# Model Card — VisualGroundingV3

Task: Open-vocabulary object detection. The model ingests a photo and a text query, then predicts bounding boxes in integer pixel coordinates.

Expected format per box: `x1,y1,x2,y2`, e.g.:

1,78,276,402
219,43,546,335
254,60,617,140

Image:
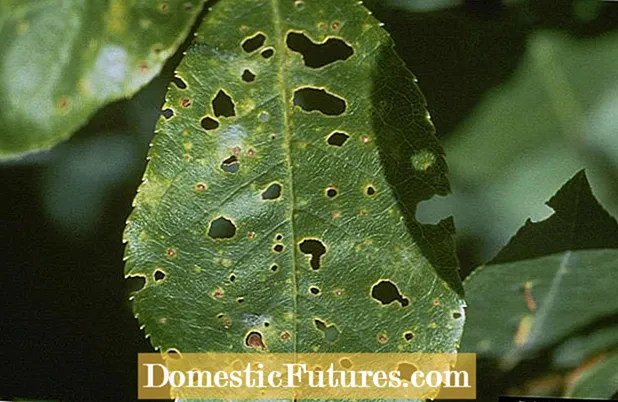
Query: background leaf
0,0,205,159
564,352,618,399
124,0,464,361
463,249,618,363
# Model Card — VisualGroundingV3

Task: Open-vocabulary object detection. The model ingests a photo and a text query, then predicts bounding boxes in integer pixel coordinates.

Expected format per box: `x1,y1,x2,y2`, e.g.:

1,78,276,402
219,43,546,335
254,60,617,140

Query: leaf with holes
0,0,205,159
462,172,618,366
124,0,465,364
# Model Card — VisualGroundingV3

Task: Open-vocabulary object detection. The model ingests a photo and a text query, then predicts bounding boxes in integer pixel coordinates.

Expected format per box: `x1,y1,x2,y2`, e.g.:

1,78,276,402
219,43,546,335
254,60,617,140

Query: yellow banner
138,352,476,399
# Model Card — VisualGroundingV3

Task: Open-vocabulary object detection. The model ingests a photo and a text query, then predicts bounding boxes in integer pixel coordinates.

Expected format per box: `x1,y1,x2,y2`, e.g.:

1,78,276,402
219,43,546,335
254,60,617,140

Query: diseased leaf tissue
124,0,465,356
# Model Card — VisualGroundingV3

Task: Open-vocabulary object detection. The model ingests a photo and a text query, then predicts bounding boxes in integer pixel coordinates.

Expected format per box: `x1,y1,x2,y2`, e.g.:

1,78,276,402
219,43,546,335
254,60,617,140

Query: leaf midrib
271,0,298,354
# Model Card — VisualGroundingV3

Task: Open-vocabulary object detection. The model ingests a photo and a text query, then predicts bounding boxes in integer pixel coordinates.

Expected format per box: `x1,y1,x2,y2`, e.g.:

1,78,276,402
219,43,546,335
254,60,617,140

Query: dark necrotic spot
273,244,284,253
262,183,282,200
366,185,376,196
208,216,237,239
245,331,265,349
314,319,340,342
371,280,409,307
294,87,346,116
327,132,349,147
453,312,462,319
286,32,353,68
229,274,236,282
201,116,219,130
221,155,239,173
242,69,256,82
270,264,279,272
242,33,266,53
404,331,414,341
299,239,326,270
172,76,187,89
237,297,245,303
275,234,283,241
162,108,174,119
154,269,166,282
326,187,338,198
213,90,236,118
261,48,274,59
309,286,321,295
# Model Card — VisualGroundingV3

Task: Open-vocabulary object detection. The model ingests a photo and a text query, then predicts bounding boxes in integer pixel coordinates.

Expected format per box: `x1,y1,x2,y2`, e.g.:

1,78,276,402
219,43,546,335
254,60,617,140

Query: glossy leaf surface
124,0,464,357
0,0,204,159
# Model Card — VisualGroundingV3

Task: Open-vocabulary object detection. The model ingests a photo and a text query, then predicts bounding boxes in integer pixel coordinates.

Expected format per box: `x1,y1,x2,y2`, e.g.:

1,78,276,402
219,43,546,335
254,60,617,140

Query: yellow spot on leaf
107,0,127,35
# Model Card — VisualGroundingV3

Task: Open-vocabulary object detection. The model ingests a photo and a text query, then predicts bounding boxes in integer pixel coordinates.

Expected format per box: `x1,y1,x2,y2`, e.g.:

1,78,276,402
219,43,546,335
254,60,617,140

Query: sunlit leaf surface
0,0,205,159
124,0,465,362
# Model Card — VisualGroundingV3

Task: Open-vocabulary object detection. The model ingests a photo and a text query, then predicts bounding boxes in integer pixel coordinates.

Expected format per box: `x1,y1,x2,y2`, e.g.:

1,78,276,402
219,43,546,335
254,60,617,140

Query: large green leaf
463,249,618,363
461,172,618,364
0,0,205,159
553,325,618,369
124,0,464,359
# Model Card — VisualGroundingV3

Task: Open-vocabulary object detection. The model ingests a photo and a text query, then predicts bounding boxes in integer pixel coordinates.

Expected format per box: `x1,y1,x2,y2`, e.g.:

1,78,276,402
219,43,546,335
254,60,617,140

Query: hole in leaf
221,155,239,173
154,270,166,282
273,244,284,253
327,132,349,147
242,33,266,53
245,331,266,349
237,297,245,303
294,87,346,116
314,319,340,342
166,348,182,359
270,264,279,272
172,76,187,89
262,183,282,200
201,116,219,130
294,0,304,9
404,332,414,341
162,108,174,119
229,274,236,282
264,322,270,327
326,187,338,198
371,280,409,307
286,32,354,68
453,312,462,319
208,217,237,239
309,286,321,295
261,48,274,59
212,90,236,118
398,363,418,380
127,275,146,292
366,186,376,196
299,239,326,270
242,69,256,82
275,234,283,241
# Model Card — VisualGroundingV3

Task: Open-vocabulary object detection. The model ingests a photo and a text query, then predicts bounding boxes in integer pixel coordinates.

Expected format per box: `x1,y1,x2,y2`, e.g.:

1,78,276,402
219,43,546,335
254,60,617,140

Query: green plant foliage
463,249,618,363
553,325,618,369
422,31,618,260
0,0,205,159
124,0,465,358
564,352,618,399
491,171,618,264
461,172,618,364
